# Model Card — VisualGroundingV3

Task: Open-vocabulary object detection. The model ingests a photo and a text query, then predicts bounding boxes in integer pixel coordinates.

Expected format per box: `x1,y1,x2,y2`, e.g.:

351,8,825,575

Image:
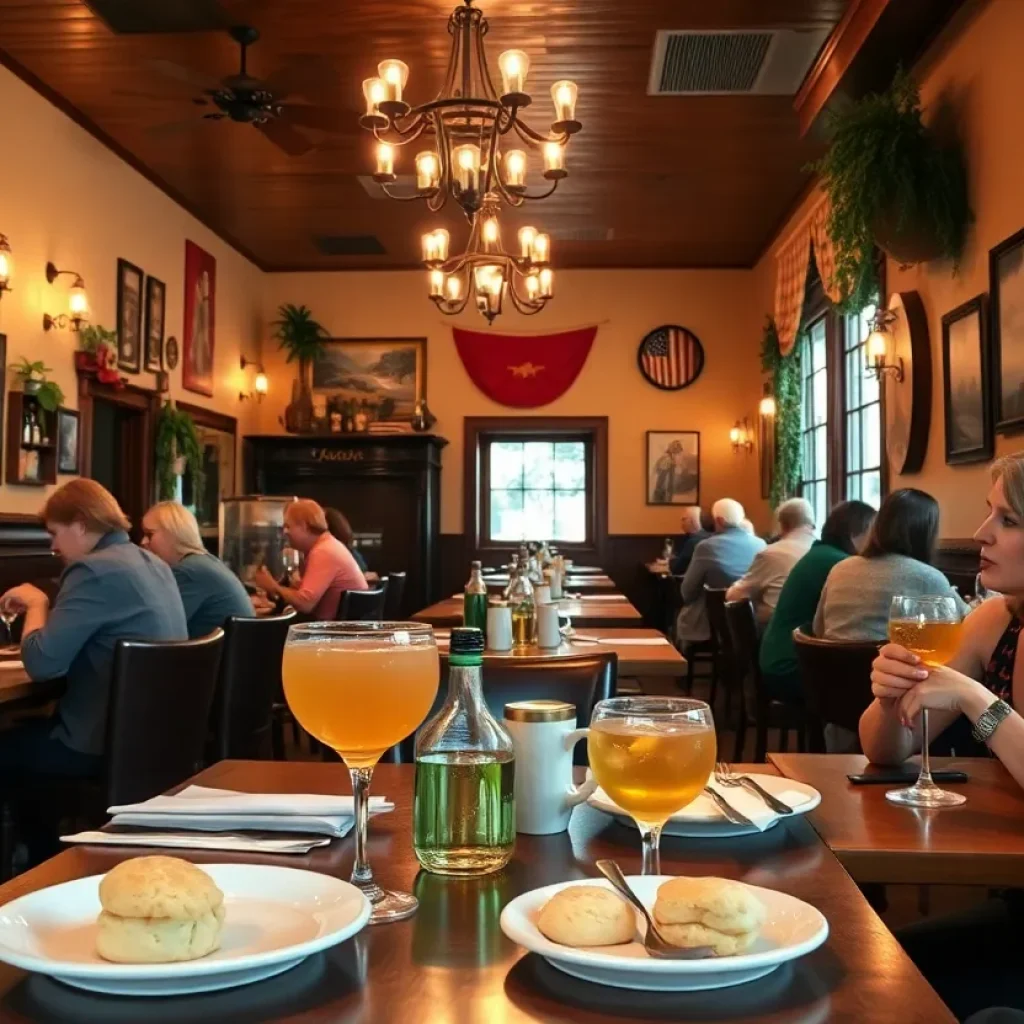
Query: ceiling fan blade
143,57,223,93
280,104,349,133
256,117,314,156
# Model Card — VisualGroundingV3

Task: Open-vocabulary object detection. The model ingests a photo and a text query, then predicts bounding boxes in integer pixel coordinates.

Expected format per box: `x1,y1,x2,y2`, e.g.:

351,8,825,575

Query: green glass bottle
462,560,488,637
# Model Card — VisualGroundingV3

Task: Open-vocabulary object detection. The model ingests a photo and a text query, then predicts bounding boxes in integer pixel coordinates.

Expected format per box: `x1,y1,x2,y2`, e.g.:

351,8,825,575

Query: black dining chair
338,586,387,621
383,571,408,620
793,626,881,753
389,652,618,764
724,599,804,763
213,610,296,762
703,586,736,715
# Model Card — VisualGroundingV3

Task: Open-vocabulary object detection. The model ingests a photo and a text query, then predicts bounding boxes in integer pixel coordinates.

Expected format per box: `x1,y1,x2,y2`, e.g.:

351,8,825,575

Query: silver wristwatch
971,698,1013,743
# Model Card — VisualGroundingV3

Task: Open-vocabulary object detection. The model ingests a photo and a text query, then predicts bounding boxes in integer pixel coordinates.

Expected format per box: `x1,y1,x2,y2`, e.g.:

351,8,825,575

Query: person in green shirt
760,500,877,702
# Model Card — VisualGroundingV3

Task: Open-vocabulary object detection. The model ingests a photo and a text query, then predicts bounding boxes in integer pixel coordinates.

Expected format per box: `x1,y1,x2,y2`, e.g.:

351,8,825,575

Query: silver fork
714,762,794,815
594,860,713,960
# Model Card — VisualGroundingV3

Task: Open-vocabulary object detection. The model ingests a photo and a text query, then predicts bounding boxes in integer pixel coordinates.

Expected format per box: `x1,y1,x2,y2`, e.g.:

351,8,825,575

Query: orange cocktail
888,620,962,667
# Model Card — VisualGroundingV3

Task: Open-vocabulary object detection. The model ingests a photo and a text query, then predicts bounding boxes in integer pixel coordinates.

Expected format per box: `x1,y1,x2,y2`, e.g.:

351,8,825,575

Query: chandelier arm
508,285,545,315
378,182,438,202
491,173,525,207
436,9,461,103
513,119,571,147
518,179,560,201
473,14,502,104
373,115,429,145
477,114,502,203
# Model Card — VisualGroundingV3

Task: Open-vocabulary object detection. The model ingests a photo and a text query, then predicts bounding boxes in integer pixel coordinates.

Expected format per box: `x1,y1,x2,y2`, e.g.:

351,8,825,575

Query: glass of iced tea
588,696,716,874
886,594,965,809
282,621,439,922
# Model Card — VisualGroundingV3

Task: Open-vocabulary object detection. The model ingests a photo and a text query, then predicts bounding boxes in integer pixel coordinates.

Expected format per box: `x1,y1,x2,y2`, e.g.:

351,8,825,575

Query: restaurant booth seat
793,626,881,753
724,599,805,762
1,630,225,879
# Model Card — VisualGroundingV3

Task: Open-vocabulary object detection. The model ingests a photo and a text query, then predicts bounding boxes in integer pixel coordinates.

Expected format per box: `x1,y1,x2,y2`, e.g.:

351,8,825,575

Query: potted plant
8,358,65,412
155,401,205,502
76,325,123,385
812,69,972,311
273,304,327,434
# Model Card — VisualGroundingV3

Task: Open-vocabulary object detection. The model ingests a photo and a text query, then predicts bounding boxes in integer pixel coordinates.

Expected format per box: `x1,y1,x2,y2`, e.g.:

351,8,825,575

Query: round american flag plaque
637,325,705,391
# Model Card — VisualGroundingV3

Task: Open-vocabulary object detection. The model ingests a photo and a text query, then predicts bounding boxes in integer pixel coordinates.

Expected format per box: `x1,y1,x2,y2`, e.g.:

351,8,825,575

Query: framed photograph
637,325,705,391
116,258,143,373
990,227,1024,432
942,294,993,465
312,338,426,421
183,240,216,397
144,276,166,373
646,431,700,505
57,408,80,475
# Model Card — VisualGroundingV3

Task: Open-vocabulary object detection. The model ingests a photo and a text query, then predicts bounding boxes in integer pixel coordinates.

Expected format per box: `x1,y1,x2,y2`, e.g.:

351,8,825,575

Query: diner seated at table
675,497,765,650
814,487,968,642
0,479,187,780
668,505,710,576
759,499,876,703
253,498,367,618
325,507,369,574
141,501,253,638
726,498,816,627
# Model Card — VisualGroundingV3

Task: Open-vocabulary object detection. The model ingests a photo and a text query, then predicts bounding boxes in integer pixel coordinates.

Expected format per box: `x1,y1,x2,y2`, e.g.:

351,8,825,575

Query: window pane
814,425,827,481
846,411,860,473
846,473,861,501
848,348,862,410
863,471,882,509
554,489,586,542
490,442,524,489
522,441,555,489
812,370,827,425
812,322,827,371
522,489,555,539
862,361,879,405
490,489,524,541
863,404,881,469
554,441,586,489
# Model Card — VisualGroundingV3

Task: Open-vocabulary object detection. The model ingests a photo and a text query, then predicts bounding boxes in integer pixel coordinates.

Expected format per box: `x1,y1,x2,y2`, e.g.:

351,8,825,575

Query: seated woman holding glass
861,453,1024,790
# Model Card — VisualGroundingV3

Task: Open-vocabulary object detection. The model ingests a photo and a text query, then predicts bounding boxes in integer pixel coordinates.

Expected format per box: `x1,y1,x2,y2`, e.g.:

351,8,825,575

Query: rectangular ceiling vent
314,235,387,257
648,28,829,96
84,0,227,34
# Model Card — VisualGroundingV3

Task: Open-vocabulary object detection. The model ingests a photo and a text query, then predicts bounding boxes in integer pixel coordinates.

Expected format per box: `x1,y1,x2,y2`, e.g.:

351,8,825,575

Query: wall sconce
42,261,89,331
759,391,776,418
0,235,13,299
239,355,268,403
866,308,904,382
730,417,754,454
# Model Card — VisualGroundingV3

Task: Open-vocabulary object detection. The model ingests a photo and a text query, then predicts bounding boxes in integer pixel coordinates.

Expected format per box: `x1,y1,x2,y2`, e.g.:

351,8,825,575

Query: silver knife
736,776,794,815
703,786,754,827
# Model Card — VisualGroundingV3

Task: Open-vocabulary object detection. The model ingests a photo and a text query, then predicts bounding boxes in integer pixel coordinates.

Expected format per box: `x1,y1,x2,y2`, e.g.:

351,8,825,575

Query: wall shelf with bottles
5,392,57,486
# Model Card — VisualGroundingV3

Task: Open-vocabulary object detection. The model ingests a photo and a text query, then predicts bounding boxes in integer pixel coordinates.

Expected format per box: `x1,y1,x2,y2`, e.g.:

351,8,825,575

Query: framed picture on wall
989,226,1024,433
116,258,143,374
646,431,700,505
941,294,993,464
144,276,166,373
57,408,80,474
183,240,216,397
311,338,426,422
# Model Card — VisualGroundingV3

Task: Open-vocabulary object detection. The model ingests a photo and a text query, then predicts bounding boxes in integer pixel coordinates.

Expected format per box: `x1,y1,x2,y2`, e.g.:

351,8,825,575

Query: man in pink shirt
254,499,367,619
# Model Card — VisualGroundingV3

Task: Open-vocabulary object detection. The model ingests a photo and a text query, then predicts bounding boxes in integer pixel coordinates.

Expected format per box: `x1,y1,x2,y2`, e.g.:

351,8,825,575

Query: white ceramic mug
504,701,595,834
533,584,552,606
486,604,513,651
536,602,571,649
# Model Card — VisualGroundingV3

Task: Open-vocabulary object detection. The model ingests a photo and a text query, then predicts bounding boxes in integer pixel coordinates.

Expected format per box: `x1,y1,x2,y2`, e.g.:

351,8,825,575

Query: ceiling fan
140,25,348,155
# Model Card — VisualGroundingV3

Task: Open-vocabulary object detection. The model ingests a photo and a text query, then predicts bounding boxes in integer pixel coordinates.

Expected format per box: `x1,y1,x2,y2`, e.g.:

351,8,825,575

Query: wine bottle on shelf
21,407,31,445
30,409,41,446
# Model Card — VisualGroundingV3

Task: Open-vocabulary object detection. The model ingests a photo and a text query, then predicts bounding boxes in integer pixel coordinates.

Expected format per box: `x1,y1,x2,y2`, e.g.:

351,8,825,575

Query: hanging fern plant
761,319,801,510
155,402,205,502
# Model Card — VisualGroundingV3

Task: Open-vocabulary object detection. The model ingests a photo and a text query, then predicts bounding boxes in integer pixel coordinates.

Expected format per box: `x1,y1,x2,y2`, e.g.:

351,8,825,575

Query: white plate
500,876,828,991
0,863,370,996
588,774,820,838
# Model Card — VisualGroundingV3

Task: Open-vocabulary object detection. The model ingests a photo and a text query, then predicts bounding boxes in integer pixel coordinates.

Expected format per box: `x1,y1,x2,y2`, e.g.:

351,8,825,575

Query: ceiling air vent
84,0,227,34
648,28,830,96
314,235,387,257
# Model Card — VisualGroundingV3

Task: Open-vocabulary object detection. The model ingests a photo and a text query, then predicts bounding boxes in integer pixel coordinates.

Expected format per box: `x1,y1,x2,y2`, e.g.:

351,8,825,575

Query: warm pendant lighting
865,308,904,381
43,261,88,332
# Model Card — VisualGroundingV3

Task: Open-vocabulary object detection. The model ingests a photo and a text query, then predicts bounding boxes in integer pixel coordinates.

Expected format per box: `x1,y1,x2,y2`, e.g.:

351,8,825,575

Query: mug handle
562,727,597,807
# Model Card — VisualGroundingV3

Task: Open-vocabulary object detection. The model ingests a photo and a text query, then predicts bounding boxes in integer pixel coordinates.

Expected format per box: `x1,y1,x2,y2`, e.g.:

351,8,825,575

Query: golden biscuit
537,886,636,948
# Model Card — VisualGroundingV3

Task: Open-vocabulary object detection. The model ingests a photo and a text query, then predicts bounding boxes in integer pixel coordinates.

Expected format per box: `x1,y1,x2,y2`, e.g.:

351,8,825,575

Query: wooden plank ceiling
0,0,849,271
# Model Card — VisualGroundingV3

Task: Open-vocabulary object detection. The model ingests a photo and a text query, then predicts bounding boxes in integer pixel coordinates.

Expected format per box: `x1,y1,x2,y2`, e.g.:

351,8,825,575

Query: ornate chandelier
358,0,580,321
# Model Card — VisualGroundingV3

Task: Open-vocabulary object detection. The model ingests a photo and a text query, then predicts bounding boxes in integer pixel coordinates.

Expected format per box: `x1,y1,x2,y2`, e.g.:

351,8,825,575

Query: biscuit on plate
654,876,765,936
656,921,758,957
537,886,636,947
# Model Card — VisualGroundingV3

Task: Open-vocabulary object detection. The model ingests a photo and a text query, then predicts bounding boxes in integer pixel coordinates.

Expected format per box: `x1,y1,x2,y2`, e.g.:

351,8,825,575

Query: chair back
793,626,880,735
383,571,408,620
214,610,297,761
723,598,761,689
338,586,387,621
105,630,225,805
704,586,732,662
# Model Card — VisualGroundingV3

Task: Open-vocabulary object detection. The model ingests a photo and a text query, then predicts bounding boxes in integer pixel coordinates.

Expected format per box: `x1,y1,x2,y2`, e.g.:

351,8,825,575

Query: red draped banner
452,325,598,407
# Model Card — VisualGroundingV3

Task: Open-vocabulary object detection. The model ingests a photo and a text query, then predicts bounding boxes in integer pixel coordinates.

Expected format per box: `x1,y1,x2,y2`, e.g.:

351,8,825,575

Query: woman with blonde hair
141,501,252,638
0,479,186,780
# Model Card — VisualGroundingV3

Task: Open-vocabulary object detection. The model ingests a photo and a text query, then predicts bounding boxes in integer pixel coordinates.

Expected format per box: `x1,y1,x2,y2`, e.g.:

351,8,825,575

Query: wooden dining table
481,574,617,590
0,654,61,708
0,760,955,1023
770,753,1024,887
415,595,644,630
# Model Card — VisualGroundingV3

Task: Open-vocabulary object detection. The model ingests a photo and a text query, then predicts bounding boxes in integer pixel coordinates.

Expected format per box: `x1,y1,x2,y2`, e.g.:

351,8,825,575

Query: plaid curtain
773,227,811,356
810,200,843,305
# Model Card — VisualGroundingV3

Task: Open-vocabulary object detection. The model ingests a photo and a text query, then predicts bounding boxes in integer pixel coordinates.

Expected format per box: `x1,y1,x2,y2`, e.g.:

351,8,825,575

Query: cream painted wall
0,65,263,515
257,271,768,535
751,0,1023,538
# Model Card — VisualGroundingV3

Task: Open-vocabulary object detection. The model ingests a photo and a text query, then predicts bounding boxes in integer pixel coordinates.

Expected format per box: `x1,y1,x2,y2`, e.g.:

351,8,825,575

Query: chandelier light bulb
446,276,461,301
525,273,540,300
429,268,445,297
538,267,553,298
518,225,537,259
375,142,395,177
362,77,386,116
551,80,578,122
415,151,440,190
543,141,565,176
498,49,530,95
482,217,500,249
504,149,527,188
377,59,409,103
454,144,481,192
432,228,449,262
531,232,550,265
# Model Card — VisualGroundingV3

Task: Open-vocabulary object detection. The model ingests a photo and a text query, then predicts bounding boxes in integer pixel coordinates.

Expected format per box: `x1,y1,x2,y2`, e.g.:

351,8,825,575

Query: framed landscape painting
646,431,700,505
941,294,993,464
990,226,1024,432
311,338,426,421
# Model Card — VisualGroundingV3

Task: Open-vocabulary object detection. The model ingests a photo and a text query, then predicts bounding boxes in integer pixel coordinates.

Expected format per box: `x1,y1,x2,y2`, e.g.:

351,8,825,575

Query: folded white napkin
106,785,394,838
0,660,24,670
61,831,333,854
572,594,628,602
595,637,670,647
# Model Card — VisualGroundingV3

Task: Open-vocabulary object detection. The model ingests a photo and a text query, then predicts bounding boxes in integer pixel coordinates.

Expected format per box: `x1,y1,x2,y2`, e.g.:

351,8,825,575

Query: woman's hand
252,566,278,595
870,643,929,702
0,584,48,616
897,665,991,725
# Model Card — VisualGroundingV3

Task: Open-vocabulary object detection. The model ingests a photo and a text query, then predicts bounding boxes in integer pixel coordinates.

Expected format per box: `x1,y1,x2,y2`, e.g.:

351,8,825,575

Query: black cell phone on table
847,770,969,785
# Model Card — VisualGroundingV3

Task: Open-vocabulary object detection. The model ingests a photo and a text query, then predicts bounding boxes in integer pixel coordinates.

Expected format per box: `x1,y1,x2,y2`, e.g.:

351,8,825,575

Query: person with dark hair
324,507,369,574
814,488,966,642
758,500,876,701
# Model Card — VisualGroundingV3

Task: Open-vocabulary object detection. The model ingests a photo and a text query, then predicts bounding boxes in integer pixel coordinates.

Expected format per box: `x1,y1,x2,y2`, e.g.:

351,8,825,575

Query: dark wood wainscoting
0,514,61,602
935,538,981,598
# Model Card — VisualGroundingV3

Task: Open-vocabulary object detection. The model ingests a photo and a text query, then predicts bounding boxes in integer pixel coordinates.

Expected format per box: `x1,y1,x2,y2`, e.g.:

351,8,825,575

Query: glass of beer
886,594,965,808
589,696,716,874
282,621,439,922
